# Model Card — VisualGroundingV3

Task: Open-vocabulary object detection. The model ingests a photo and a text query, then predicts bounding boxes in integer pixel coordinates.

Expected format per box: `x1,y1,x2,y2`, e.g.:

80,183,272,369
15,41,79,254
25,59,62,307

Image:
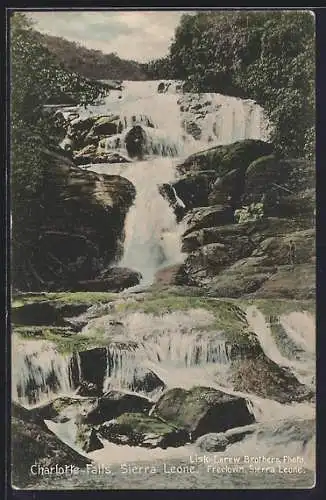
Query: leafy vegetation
35,31,147,81
153,11,315,158
10,13,110,290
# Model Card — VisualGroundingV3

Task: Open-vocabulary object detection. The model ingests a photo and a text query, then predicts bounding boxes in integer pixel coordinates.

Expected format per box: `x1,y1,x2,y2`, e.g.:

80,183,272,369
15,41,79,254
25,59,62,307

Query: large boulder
208,168,244,206
196,423,257,451
251,230,315,266
251,263,315,300
176,140,273,176
11,402,90,488
125,125,147,158
13,148,136,291
230,353,314,404
168,171,217,211
183,205,234,236
153,387,255,439
203,257,277,297
82,390,154,425
76,267,142,292
88,114,120,137
98,413,189,448
242,154,293,205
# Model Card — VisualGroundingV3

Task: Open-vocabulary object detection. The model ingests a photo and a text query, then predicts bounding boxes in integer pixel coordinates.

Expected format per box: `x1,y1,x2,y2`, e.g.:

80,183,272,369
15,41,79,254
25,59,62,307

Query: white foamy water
72,80,270,285
13,82,315,488
12,336,73,406
246,306,315,387
93,158,186,284
280,312,315,354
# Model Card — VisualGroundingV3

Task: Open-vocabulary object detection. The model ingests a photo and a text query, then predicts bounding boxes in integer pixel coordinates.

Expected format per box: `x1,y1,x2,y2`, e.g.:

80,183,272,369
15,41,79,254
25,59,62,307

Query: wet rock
83,390,154,425
242,155,293,205
13,148,136,292
196,423,258,451
125,125,147,158
183,120,202,140
75,382,101,397
95,266,142,291
89,114,120,137
182,243,235,279
98,413,189,448
76,425,104,453
15,397,98,424
208,168,244,206
183,205,234,236
74,148,131,166
154,264,186,286
196,433,229,452
70,348,108,390
251,263,315,300
12,301,91,326
167,171,217,211
157,82,166,93
182,228,253,254
131,369,166,395
176,140,273,177
153,386,255,439
11,403,90,488
230,353,314,404
75,267,142,292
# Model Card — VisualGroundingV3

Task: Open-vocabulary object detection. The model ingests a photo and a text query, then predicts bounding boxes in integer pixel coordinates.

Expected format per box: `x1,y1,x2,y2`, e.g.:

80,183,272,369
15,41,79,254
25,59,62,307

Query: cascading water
13,82,315,489
75,80,269,284
12,336,74,407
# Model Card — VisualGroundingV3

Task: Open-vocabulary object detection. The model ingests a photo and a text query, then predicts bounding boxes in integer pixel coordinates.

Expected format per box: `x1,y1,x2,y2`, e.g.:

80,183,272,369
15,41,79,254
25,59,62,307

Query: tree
167,11,315,158
10,12,110,289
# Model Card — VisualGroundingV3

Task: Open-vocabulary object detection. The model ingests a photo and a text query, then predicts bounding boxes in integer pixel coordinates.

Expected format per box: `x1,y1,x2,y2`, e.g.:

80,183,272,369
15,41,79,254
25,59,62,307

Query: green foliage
235,202,265,223
10,12,110,290
36,31,147,81
166,11,315,158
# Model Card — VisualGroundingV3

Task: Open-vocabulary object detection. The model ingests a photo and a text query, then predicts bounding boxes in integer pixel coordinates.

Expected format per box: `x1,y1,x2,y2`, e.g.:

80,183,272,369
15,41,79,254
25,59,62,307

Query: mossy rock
11,404,90,488
242,154,293,204
183,205,234,236
176,139,273,177
230,353,313,404
251,263,315,300
12,292,118,326
82,390,154,425
153,386,255,439
98,412,189,448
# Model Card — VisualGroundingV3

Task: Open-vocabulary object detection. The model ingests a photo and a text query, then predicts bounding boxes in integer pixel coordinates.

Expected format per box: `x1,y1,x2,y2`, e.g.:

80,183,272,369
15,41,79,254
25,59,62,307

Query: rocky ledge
158,140,315,300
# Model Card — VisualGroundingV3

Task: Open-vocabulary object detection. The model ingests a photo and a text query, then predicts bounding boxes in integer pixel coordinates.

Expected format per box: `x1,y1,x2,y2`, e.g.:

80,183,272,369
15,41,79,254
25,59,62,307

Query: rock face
125,125,148,158
98,413,189,448
196,423,257,452
230,353,313,404
69,347,165,397
82,390,154,425
76,267,142,292
173,141,315,299
153,387,255,439
11,402,90,488
14,148,135,292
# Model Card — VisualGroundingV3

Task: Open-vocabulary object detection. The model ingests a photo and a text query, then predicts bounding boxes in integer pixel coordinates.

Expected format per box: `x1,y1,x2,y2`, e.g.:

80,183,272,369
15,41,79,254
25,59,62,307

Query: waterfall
246,306,315,387
86,80,270,284
12,336,74,407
